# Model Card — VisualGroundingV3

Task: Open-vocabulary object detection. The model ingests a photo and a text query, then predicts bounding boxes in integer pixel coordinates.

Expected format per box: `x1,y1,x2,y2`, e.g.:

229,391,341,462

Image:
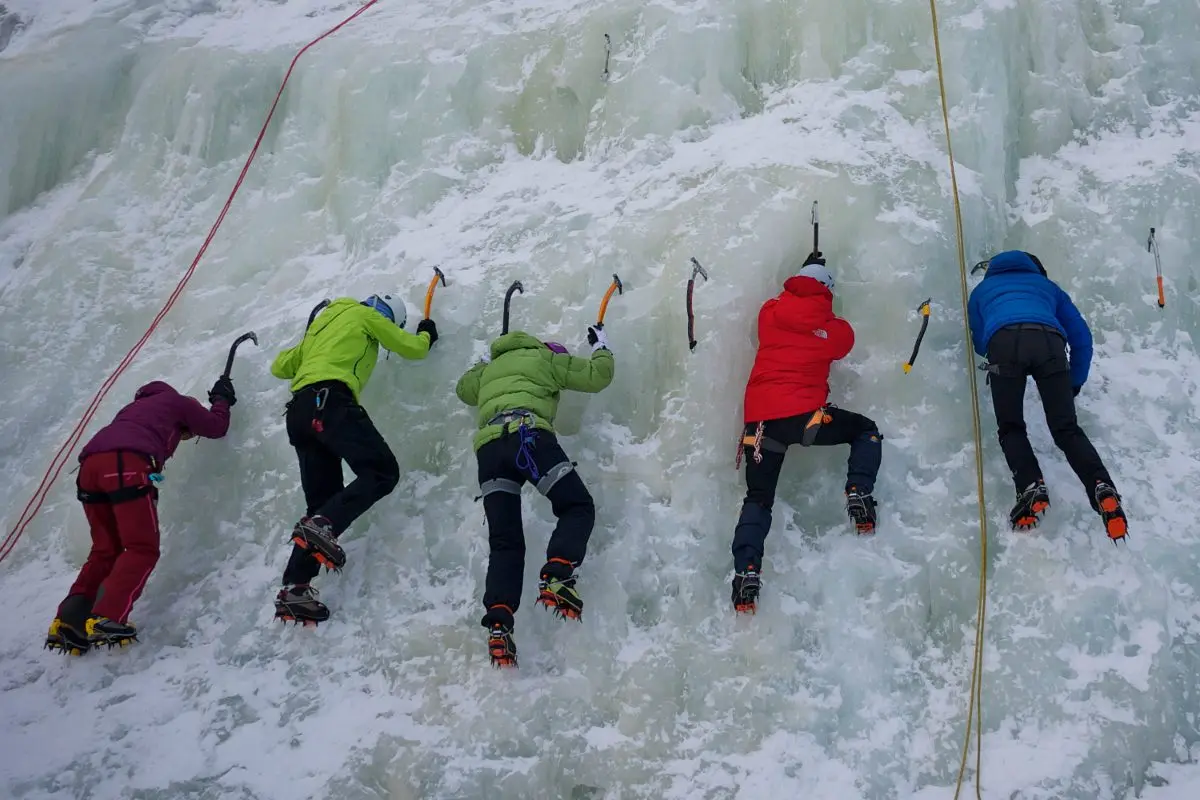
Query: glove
417,318,439,347
1072,385,1081,397
208,375,236,407
587,325,610,353
803,251,826,267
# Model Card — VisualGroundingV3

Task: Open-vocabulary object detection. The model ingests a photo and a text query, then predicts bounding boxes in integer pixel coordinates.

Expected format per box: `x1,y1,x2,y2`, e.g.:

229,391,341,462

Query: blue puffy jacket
967,250,1093,388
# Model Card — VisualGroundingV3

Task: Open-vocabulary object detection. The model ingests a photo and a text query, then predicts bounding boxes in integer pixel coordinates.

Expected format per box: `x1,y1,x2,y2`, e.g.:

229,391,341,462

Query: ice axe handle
687,258,708,351
596,273,624,327
811,201,819,256
222,332,259,379
424,267,448,320
902,299,932,374
306,299,331,329
501,280,524,335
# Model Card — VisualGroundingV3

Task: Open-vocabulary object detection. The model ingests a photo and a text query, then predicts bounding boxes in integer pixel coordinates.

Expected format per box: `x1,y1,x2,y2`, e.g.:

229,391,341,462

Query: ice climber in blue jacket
967,250,1127,541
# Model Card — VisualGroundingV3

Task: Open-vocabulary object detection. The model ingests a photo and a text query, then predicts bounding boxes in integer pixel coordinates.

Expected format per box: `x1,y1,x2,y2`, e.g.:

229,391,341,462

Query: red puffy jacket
743,275,855,423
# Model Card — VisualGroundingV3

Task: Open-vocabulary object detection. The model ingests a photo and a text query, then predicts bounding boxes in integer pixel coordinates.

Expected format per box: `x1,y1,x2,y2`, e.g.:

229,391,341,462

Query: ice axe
1147,227,1165,309
595,273,623,328
306,299,331,329
501,280,524,335
222,331,258,379
810,200,820,257
970,259,989,275
686,257,708,351
423,266,448,319
902,298,932,374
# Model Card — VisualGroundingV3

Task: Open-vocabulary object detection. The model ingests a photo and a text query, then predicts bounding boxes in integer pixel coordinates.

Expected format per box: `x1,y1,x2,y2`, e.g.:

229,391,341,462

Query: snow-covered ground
1,0,1198,797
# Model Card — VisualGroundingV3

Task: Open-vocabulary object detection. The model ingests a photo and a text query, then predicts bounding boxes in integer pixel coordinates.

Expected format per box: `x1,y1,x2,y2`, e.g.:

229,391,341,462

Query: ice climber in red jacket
731,253,882,613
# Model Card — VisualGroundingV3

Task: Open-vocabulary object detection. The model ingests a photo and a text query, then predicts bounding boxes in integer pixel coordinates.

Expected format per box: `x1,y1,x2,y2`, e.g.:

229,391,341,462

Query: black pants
986,324,1111,507
477,429,595,624
731,407,882,572
281,381,400,586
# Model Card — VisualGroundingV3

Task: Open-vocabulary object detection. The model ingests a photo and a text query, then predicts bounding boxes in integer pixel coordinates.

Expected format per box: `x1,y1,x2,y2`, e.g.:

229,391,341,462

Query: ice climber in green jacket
455,325,615,667
270,295,438,624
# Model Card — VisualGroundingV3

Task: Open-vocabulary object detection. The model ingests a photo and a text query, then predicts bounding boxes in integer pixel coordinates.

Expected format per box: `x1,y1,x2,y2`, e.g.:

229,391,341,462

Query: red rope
0,0,380,564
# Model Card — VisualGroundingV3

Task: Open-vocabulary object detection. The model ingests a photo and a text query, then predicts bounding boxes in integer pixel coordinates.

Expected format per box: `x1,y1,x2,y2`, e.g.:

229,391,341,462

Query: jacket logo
813,329,828,339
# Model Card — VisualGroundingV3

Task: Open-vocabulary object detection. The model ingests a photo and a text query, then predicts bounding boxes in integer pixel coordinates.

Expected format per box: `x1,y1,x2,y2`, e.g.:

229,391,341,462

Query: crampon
291,516,346,573
1095,482,1128,543
274,585,330,626
537,560,583,621
732,568,761,615
44,618,90,656
1010,480,1051,531
846,489,877,535
85,617,138,649
487,624,518,668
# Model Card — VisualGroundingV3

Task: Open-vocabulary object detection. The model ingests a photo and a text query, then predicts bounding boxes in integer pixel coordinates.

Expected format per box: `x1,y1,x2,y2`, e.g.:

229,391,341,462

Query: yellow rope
926,1,991,797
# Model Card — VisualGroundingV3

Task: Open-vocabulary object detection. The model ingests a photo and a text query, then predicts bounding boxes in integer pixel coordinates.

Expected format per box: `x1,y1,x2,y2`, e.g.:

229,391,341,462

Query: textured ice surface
1,0,1198,798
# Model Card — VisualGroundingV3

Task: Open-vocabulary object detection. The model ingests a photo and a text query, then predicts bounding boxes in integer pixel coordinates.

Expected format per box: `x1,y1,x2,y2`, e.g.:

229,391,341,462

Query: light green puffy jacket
455,331,615,451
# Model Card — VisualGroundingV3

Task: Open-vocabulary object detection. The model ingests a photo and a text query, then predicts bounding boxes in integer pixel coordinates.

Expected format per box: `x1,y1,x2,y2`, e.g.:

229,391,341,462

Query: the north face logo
813,329,828,339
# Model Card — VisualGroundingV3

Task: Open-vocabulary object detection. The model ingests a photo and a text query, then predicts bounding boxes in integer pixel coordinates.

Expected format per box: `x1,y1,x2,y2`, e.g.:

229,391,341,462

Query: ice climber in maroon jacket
44,377,235,655
730,252,882,614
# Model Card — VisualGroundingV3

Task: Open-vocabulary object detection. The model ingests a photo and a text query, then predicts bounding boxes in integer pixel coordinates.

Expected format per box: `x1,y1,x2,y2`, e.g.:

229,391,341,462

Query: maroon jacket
79,381,230,467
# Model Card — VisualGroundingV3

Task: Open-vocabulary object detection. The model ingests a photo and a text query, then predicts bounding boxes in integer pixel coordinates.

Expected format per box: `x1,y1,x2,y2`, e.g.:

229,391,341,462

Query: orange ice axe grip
596,273,623,327
423,267,447,320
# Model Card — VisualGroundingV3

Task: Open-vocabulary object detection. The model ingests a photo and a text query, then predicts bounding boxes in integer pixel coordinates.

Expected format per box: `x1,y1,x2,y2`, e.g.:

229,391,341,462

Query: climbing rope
0,0,381,565
926,0,992,797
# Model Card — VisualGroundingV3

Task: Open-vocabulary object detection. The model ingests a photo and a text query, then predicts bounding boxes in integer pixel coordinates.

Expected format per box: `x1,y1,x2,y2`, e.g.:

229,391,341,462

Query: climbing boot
536,558,582,621
732,568,761,614
291,515,346,573
846,488,877,534
1094,481,1128,542
274,584,330,626
1010,480,1051,531
86,616,138,649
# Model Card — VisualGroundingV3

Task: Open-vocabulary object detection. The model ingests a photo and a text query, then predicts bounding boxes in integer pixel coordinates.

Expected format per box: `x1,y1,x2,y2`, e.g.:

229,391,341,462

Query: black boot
481,605,518,668
275,584,330,625
732,568,761,614
1094,481,1128,542
86,616,138,648
1010,480,1051,531
291,515,346,573
45,595,93,656
846,487,877,534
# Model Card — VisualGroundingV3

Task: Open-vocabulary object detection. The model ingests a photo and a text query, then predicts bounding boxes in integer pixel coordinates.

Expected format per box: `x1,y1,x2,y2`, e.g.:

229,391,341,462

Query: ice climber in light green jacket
455,325,615,667
270,294,437,625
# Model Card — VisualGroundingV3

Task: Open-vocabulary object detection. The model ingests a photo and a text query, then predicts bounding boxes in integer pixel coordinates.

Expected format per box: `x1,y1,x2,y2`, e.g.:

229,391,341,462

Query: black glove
209,375,236,407
587,325,610,352
1072,385,1081,397
417,318,439,347
803,251,826,267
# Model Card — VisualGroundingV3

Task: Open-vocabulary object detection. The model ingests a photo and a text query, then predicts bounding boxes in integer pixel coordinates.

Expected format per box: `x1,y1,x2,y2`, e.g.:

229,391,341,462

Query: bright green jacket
271,298,431,402
455,331,615,451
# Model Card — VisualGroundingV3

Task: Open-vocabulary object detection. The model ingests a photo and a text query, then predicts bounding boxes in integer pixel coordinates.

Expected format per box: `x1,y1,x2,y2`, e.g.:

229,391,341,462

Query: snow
1,0,1200,798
